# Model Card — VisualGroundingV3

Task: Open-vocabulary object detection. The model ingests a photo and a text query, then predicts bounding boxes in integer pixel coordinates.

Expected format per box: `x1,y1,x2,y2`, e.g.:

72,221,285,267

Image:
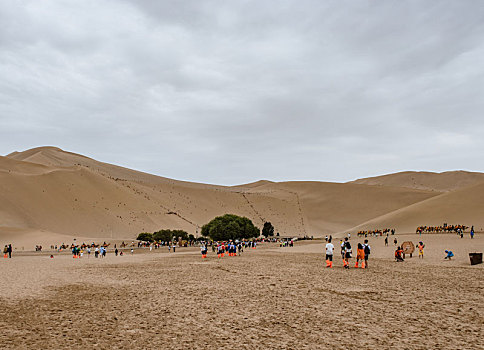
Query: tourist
384,236,388,246
417,242,425,259
325,238,334,268
395,246,404,262
363,239,371,269
470,226,474,239
343,237,352,269
355,243,364,268
394,237,397,246
444,250,454,260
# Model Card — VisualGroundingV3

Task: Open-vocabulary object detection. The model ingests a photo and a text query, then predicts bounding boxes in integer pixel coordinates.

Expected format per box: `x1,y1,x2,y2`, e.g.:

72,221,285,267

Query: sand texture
0,235,482,349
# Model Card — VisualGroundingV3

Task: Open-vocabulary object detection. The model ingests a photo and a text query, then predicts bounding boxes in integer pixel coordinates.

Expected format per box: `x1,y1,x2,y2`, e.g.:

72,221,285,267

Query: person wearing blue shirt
444,250,454,260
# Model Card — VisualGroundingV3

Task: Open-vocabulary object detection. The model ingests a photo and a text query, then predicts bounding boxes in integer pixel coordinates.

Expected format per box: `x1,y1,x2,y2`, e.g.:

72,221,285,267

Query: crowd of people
324,237,371,269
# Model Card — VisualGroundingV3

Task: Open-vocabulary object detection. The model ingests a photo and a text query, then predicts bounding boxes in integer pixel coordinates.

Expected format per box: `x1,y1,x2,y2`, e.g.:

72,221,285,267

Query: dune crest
1,147,483,244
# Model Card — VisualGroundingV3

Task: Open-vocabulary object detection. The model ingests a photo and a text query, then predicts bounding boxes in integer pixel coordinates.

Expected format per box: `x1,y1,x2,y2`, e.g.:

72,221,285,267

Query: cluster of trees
137,215,274,242
201,214,260,241
262,222,275,238
137,229,193,242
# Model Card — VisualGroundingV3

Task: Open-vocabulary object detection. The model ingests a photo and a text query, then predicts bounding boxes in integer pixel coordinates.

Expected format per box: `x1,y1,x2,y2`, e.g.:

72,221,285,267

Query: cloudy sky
1,1,484,185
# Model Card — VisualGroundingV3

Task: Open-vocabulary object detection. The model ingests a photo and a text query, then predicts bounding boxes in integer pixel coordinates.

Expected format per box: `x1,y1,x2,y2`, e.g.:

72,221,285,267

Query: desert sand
2,147,484,247
0,234,482,349
1,147,484,349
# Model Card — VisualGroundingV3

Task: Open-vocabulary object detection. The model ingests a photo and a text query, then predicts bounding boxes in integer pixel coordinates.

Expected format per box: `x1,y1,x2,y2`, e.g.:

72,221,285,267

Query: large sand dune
350,170,484,192
1,147,483,245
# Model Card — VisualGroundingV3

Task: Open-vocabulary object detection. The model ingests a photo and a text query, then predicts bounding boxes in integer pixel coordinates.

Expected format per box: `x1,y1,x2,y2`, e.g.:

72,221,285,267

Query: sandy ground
0,235,483,349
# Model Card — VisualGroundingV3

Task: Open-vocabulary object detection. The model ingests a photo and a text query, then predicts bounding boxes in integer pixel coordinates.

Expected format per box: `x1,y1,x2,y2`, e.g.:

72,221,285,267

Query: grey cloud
1,0,484,185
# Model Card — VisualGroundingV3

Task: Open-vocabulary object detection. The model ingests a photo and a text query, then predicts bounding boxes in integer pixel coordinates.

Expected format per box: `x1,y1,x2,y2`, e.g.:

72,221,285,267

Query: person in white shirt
325,239,334,268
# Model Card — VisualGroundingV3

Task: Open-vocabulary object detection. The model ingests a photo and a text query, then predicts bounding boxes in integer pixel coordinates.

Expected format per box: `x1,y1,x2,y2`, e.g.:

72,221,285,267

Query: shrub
153,229,189,242
137,232,153,242
201,214,260,241
262,222,275,238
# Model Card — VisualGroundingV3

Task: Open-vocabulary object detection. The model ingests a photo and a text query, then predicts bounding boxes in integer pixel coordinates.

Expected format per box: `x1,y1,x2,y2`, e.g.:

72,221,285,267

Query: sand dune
1,146,483,245
347,181,484,233
350,170,484,192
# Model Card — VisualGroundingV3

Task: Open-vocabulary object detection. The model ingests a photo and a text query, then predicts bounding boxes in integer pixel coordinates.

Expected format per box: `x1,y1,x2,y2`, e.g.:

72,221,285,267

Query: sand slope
347,181,484,233
1,147,482,244
350,170,484,192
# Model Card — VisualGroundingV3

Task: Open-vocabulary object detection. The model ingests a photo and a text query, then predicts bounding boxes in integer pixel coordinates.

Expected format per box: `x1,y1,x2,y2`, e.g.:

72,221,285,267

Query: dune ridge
1,147,483,245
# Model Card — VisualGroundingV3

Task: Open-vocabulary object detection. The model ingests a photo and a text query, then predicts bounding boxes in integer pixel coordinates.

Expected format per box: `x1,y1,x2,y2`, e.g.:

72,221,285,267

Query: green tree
153,229,189,242
201,214,260,241
137,232,153,242
262,222,275,238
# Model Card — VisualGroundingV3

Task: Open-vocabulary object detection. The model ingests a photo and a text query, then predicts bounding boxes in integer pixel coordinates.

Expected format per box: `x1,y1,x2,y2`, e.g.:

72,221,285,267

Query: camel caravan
357,228,395,237
415,224,468,234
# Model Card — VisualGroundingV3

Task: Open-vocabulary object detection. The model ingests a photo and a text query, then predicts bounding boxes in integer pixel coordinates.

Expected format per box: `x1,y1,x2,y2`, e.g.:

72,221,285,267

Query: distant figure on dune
394,238,398,246
470,226,475,239
385,236,388,246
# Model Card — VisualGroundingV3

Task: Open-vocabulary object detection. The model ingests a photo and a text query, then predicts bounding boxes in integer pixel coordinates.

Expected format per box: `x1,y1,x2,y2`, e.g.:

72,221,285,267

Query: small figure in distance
444,250,454,260
395,246,404,262
417,242,425,259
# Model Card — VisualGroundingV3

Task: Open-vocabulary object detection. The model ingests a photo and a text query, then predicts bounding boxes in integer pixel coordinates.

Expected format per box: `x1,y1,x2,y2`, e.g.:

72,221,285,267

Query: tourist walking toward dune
355,243,364,268
363,239,370,269
343,238,352,269
325,238,334,268
7,244,12,258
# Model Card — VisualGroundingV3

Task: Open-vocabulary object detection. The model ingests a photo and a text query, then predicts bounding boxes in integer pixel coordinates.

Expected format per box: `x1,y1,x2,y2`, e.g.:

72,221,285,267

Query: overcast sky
1,1,484,185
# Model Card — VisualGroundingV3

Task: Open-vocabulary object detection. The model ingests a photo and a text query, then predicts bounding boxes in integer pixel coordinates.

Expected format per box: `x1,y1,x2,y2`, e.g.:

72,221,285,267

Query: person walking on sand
7,244,12,258
355,243,364,268
470,226,475,239
343,237,352,269
394,237,397,246
363,239,371,269
325,238,334,268
384,236,388,246
417,242,425,259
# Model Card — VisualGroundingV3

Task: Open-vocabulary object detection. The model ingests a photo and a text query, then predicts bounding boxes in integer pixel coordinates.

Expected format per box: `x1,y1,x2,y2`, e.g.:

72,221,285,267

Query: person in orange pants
325,238,334,268
355,243,365,268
